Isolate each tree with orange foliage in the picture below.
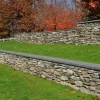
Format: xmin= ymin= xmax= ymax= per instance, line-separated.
xmin=34 ymin=0 xmax=81 ymax=31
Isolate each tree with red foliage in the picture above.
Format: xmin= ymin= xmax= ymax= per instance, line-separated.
xmin=0 ymin=0 xmax=37 ymax=34
xmin=6 ymin=0 xmax=36 ymax=33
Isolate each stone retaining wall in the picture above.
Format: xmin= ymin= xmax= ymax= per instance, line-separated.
xmin=15 ymin=20 xmax=100 ymax=44
xmin=0 ymin=50 xmax=100 ymax=96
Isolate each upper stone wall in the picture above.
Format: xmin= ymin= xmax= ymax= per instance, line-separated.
xmin=14 ymin=20 xmax=100 ymax=44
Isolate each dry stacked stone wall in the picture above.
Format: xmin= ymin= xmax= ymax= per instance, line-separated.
xmin=0 ymin=50 xmax=100 ymax=96
xmin=15 ymin=20 xmax=100 ymax=44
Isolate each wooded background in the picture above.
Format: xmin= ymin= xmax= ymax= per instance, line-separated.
xmin=0 ymin=0 xmax=100 ymax=38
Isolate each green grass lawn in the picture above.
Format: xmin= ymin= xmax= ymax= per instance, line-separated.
xmin=0 ymin=41 xmax=100 ymax=64
xmin=0 ymin=63 xmax=94 ymax=100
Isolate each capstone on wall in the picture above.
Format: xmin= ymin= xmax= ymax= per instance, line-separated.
xmin=14 ymin=20 xmax=100 ymax=44
xmin=0 ymin=51 xmax=100 ymax=96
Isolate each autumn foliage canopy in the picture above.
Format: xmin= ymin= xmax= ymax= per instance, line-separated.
xmin=0 ymin=0 xmax=82 ymax=38
xmin=81 ymin=0 xmax=100 ymax=20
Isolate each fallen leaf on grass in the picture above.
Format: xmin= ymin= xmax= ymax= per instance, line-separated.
xmin=23 ymin=75 xmax=34 ymax=83
xmin=76 ymin=95 xmax=87 ymax=100
xmin=66 ymin=96 xmax=69 ymax=99
xmin=87 ymin=50 xmax=93 ymax=53
xmin=10 ymin=73 xmax=18 ymax=78
xmin=14 ymin=88 xmax=19 ymax=92
xmin=7 ymin=92 xmax=10 ymax=95
xmin=44 ymin=99 xmax=48 ymax=100
xmin=66 ymin=89 xmax=76 ymax=94
xmin=93 ymin=96 xmax=100 ymax=100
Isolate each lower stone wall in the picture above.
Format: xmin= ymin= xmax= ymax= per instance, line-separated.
xmin=0 ymin=51 xmax=100 ymax=96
